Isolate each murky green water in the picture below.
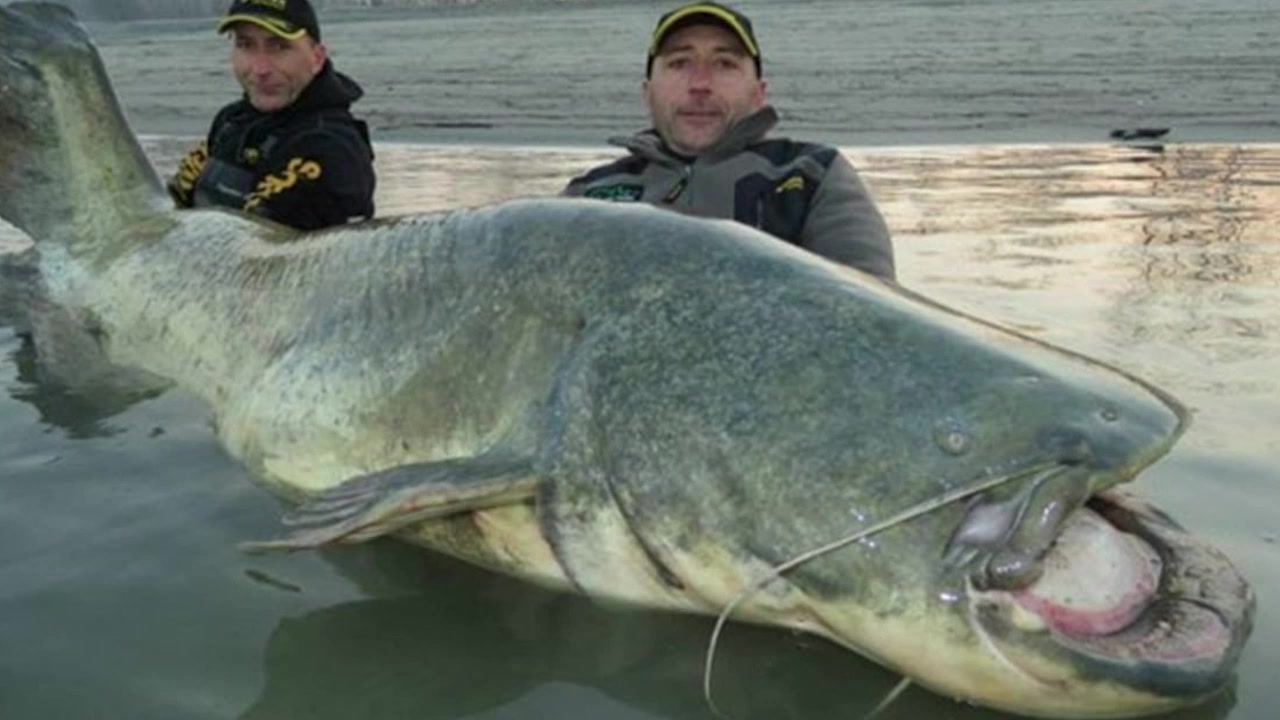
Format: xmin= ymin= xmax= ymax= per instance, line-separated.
xmin=0 ymin=139 xmax=1275 ymax=720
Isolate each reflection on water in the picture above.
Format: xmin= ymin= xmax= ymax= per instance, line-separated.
xmin=1 ymin=142 xmax=1277 ymax=720
xmin=6 ymin=338 xmax=146 ymax=439
xmin=241 ymin=543 xmax=899 ymax=720
xmin=861 ymin=144 xmax=1280 ymax=463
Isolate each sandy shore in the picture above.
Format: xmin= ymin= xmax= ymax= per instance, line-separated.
xmin=86 ymin=0 xmax=1279 ymax=148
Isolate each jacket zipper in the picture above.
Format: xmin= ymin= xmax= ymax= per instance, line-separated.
xmin=663 ymin=165 xmax=693 ymax=204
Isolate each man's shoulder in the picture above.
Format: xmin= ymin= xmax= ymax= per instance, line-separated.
xmin=209 ymin=99 xmax=248 ymax=131
xmin=208 ymin=100 xmax=361 ymax=139
xmin=281 ymin=105 xmax=364 ymax=136
xmin=270 ymin=108 xmax=373 ymax=160
xmin=565 ymin=154 xmax=651 ymax=189
xmin=743 ymin=137 xmax=842 ymax=169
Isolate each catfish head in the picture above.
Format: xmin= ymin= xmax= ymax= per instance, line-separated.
xmin=567 ymin=261 xmax=1255 ymax=719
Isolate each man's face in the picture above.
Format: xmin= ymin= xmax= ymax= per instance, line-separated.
xmin=644 ymin=23 xmax=767 ymax=156
xmin=230 ymin=24 xmax=326 ymax=113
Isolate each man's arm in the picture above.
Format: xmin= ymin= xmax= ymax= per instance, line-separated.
xmin=801 ymin=154 xmax=895 ymax=280
xmin=242 ymin=128 xmax=375 ymax=231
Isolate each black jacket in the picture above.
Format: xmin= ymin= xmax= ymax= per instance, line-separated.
xmin=170 ymin=62 xmax=376 ymax=231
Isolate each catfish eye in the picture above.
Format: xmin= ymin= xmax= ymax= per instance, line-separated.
xmin=933 ymin=419 xmax=972 ymax=456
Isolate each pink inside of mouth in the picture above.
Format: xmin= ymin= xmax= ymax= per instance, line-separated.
xmin=1013 ymin=507 xmax=1162 ymax=637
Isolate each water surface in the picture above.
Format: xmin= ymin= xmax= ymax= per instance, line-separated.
xmin=85 ymin=0 xmax=1280 ymax=146
xmin=0 ymin=140 xmax=1275 ymax=719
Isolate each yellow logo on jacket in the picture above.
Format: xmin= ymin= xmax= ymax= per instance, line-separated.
xmin=244 ymin=157 xmax=322 ymax=211
xmin=776 ymin=175 xmax=805 ymax=193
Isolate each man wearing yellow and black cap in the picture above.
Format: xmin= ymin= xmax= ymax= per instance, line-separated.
xmin=564 ymin=2 xmax=894 ymax=280
xmin=168 ymin=0 xmax=375 ymax=231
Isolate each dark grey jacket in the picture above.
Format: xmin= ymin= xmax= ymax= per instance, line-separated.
xmin=562 ymin=107 xmax=894 ymax=280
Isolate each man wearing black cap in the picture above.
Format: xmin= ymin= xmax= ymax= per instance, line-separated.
xmin=563 ymin=2 xmax=894 ymax=280
xmin=168 ymin=0 xmax=376 ymax=231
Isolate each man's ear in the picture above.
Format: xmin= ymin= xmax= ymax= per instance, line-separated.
xmin=753 ymin=78 xmax=769 ymax=109
xmin=311 ymin=41 xmax=329 ymax=72
xmin=641 ymin=79 xmax=652 ymax=112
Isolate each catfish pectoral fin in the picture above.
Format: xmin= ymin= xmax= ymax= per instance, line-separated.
xmin=239 ymin=452 xmax=541 ymax=554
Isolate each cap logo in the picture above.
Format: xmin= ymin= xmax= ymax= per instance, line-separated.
xmin=217 ymin=0 xmax=318 ymax=41
xmin=776 ymin=176 xmax=805 ymax=193
xmin=649 ymin=4 xmax=758 ymax=58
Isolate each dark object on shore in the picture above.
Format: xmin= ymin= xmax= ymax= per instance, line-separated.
xmin=1110 ymin=127 xmax=1171 ymax=154
xmin=1109 ymin=127 xmax=1171 ymax=141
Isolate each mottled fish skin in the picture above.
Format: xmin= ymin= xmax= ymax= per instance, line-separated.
xmin=0 ymin=4 xmax=1252 ymax=719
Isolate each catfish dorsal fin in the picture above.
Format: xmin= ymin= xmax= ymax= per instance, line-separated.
xmin=0 ymin=4 xmax=167 ymax=255
xmin=240 ymin=452 xmax=542 ymax=553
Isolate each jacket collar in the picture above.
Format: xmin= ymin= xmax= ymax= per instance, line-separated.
xmin=291 ymin=61 xmax=364 ymax=113
xmin=609 ymin=105 xmax=779 ymax=166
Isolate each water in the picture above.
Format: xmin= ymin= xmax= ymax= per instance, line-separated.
xmin=81 ymin=0 xmax=1280 ymax=145
xmin=3 ymin=0 xmax=1279 ymax=716
xmin=1 ymin=139 xmax=1276 ymax=720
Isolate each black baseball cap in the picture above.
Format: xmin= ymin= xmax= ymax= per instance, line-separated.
xmin=216 ymin=0 xmax=321 ymax=42
xmin=647 ymin=2 xmax=761 ymax=77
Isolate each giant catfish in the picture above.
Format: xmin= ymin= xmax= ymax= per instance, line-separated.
xmin=0 ymin=4 xmax=1253 ymax=718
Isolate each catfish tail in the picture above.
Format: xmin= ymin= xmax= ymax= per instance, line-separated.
xmin=0 ymin=3 xmax=167 ymax=254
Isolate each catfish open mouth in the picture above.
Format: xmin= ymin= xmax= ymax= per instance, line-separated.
xmin=969 ymin=490 xmax=1255 ymax=695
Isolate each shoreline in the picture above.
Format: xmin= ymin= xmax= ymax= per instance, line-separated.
xmin=132 ymin=118 xmax=1280 ymax=152
xmin=137 ymin=127 xmax=1280 ymax=154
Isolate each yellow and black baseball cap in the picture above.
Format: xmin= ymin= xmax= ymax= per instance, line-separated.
xmin=647 ymin=2 xmax=761 ymax=77
xmin=217 ymin=0 xmax=321 ymax=42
